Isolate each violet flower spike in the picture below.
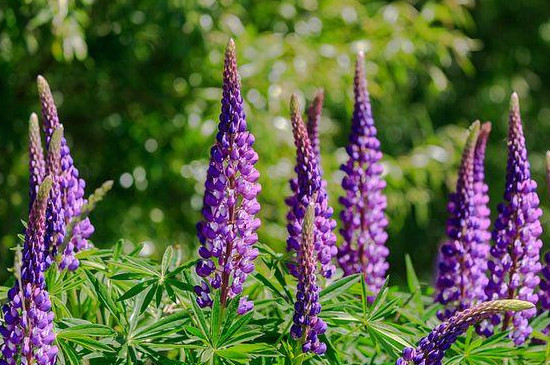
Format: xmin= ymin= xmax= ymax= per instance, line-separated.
xmin=286 ymin=91 xmax=337 ymax=279
xmin=396 ymin=300 xmax=534 ymax=365
xmin=0 ymin=178 xmax=58 ymax=365
xmin=194 ymin=39 xmax=261 ymax=314
xmin=44 ymin=127 xmax=66 ymax=268
xmin=484 ymin=93 xmax=542 ymax=345
xmin=435 ymin=121 xmax=491 ymax=320
xmin=539 ymin=151 xmax=550 ymax=312
xmin=337 ymin=52 xmax=389 ymax=299
xmin=287 ymin=95 xmax=329 ymax=355
xmin=37 ymin=75 xmax=94 ymax=271
xmin=28 ymin=113 xmax=46 ymax=207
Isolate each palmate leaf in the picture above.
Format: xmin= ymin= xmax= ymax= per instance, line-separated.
xmin=56 ymin=339 xmax=81 ymax=365
xmin=57 ymin=320 xmax=118 ymax=358
xmin=84 ymin=270 xmax=123 ymax=326
xmin=446 ymin=330 xmax=519 ymax=365
xmin=133 ymin=311 xmax=189 ymax=340
xmin=320 ymin=274 xmax=361 ymax=304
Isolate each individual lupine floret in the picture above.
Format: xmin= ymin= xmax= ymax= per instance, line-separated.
xmin=396 ymin=300 xmax=534 ymax=365
xmin=28 ymin=113 xmax=46 ymax=207
xmin=539 ymin=151 xmax=550 ymax=311
xmin=337 ymin=52 xmax=389 ymax=298
xmin=194 ymin=39 xmax=261 ymax=314
xmin=484 ymin=93 xmax=543 ymax=344
xmin=288 ymin=95 xmax=330 ymax=355
xmin=37 ymin=75 xmax=94 ymax=271
xmin=286 ymin=90 xmax=337 ymax=279
xmin=435 ymin=122 xmax=490 ymax=319
xmin=0 ymin=177 xmax=58 ymax=365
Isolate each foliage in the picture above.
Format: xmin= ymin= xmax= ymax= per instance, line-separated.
xmin=3 ymin=240 xmax=550 ymax=364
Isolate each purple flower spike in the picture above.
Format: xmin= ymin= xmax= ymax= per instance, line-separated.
xmin=484 ymin=93 xmax=543 ymax=345
xmin=28 ymin=113 xmax=46 ymax=207
xmin=44 ymin=127 xmax=66 ymax=269
xmin=337 ymin=52 xmax=389 ymax=299
xmin=194 ymin=39 xmax=261 ymax=312
xmin=37 ymin=75 xmax=93 ymax=271
xmin=286 ymin=91 xmax=337 ymax=280
xmin=435 ymin=121 xmax=491 ymax=320
xmin=539 ymin=151 xmax=550 ymax=312
xmin=287 ymin=94 xmax=334 ymax=356
xmin=473 ymin=122 xmax=492 ymax=259
xmin=1 ymin=178 xmax=58 ymax=365
xmin=397 ymin=300 xmax=534 ymax=365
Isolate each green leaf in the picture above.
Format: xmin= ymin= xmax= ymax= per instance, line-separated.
xmin=216 ymin=343 xmax=278 ymax=360
xmin=118 ymin=279 xmax=156 ymax=302
xmin=161 ymin=246 xmax=173 ymax=274
xmin=140 ymin=283 xmax=158 ymax=314
xmin=320 ymin=274 xmax=361 ymax=303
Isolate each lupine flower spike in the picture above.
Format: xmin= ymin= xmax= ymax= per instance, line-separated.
xmin=337 ymin=52 xmax=389 ymax=299
xmin=0 ymin=177 xmax=58 ymax=365
xmin=28 ymin=113 xmax=46 ymax=207
xmin=473 ymin=122 xmax=492 ymax=269
xmin=37 ymin=75 xmax=94 ymax=270
xmin=288 ymin=95 xmax=329 ymax=355
xmin=194 ymin=39 xmax=261 ymax=314
xmin=397 ymin=300 xmax=535 ymax=365
xmin=484 ymin=93 xmax=543 ymax=344
xmin=435 ymin=121 xmax=491 ymax=319
xmin=539 ymin=151 xmax=550 ymax=311
xmin=286 ymin=91 xmax=337 ymax=280
xmin=44 ymin=127 xmax=65 ymax=268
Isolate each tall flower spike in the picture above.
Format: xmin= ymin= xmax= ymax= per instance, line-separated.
xmin=435 ymin=122 xmax=490 ymax=320
xmin=473 ymin=122 xmax=492 ymax=260
xmin=286 ymin=91 xmax=337 ymax=279
xmin=288 ymin=95 xmax=329 ymax=355
xmin=37 ymin=75 xmax=94 ymax=270
xmin=29 ymin=113 xmax=46 ymax=207
xmin=194 ymin=39 xmax=261 ymax=314
xmin=0 ymin=178 xmax=58 ymax=365
xmin=484 ymin=93 xmax=543 ymax=344
xmin=539 ymin=151 xmax=550 ymax=311
xmin=337 ymin=52 xmax=389 ymax=299
xmin=396 ymin=300 xmax=535 ymax=365
xmin=44 ymin=127 xmax=66 ymax=268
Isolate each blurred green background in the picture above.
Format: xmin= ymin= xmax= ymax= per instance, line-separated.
xmin=1 ymin=0 xmax=550 ymax=284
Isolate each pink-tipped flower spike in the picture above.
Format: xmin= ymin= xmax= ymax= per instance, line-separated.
xmin=286 ymin=90 xmax=337 ymax=280
xmin=37 ymin=75 xmax=94 ymax=271
xmin=337 ymin=52 xmax=389 ymax=299
xmin=397 ymin=300 xmax=535 ymax=365
xmin=194 ymin=39 xmax=261 ymax=314
xmin=435 ymin=122 xmax=491 ymax=320
xmin=0 ymin=177 xmax=58 ymax=365
xmin=28 ymin=113 xmax=46 ymax=207
xmin=484 ymin=93 xmax=543 ymax=344
xmin=288 ymin=95 xmax=330 ymax=355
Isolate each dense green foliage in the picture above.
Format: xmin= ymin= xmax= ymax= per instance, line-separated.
xmin=2 ymin=242 xmax=549 ymax=364
xmin=1 ymin=0 xmax=550 ymax=286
